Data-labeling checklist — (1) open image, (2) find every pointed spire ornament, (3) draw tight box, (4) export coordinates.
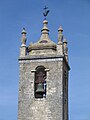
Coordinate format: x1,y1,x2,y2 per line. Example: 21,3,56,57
63,38,68,61
63,38,68,54
58,26,63,44
39,19,50,43
21,28,27,46
41,19,49,34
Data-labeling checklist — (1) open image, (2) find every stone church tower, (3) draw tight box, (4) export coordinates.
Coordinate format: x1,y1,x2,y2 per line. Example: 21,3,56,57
18,16,70,120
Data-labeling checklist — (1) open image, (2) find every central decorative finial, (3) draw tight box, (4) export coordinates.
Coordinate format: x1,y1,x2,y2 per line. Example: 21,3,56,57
43,6,50,19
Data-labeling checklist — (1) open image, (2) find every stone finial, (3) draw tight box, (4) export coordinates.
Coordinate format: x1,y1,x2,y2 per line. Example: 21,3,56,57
41,19,49,34
63,38,68,54
39,19,50,42
21,28,27,46
58,26,63,44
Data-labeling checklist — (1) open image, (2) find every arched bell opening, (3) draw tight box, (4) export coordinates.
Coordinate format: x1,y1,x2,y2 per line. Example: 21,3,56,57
34,66,47,98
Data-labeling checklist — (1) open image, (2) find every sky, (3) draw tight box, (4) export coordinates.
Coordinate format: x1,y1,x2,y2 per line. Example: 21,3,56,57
0,0,90,120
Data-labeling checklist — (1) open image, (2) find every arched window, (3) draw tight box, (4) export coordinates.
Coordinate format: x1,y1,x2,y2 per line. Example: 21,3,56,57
35,66,46,98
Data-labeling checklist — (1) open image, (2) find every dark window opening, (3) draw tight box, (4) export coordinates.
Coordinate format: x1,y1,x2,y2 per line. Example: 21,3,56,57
35,66,46,98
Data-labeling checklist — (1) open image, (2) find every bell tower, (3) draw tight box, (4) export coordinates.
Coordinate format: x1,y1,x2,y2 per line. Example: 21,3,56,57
18,9,70,120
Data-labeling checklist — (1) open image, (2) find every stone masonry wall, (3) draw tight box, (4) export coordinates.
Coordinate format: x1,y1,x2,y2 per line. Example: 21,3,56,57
18,57,64,120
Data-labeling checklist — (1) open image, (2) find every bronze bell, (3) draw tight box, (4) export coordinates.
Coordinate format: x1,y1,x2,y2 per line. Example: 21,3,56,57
36,83,45,93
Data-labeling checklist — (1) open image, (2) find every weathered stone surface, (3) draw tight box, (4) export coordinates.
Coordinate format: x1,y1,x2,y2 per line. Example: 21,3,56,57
18,19,70,120
18,58,63,120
